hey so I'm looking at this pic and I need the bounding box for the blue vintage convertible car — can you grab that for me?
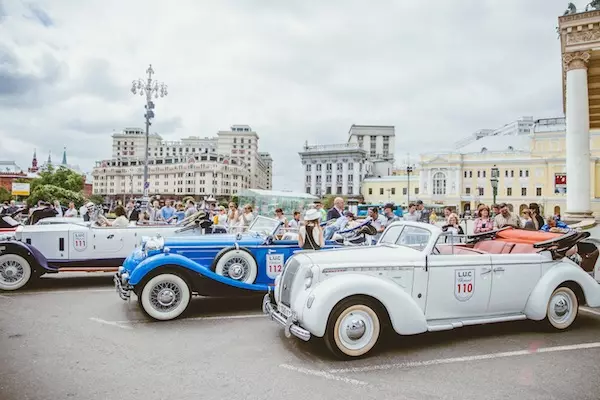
[114,215,376,321]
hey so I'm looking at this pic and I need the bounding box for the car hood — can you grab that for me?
[165,232,264,247]
[300,244,424,268]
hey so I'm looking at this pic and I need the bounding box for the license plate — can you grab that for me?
[278,304,292,318]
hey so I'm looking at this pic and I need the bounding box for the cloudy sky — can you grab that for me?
[0,0,576,190]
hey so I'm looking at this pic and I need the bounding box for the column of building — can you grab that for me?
[310,164,317,195]
[564,51,592,216]
[353,162,360,195]
[320,162,327,195]
[342,162,349,195]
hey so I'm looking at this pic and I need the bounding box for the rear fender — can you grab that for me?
[525,260,600,320]
[0,240,51,275]
[299,273,427,338]
[127,253,269,292]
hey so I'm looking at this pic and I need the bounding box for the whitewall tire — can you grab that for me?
[546,286,579,330]
[325,299,381,359]
[214,249,258,284]
[140,273,191,321]
[0,254,32,291]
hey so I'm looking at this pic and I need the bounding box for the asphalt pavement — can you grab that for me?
[1,273,600,400]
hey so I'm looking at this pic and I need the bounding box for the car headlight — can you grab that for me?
[304,267,314,289]
[145,236,165,252]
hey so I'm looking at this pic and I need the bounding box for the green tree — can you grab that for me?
[0,187,12,203]
[87,194,105,205]
[30,165,84,193]
[27,185,85,208]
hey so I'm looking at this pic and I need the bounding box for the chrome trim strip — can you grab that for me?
[427,314,527,332]
[322,265,414,274]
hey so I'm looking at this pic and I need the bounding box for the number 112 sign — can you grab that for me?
[266,254,284,279]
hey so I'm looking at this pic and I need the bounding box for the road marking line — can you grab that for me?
[328,342,600,374]
[279,364,368,386]
[89,317,133,330]
[3,289,114,296]
[580,306,600,317]
[115,313,265,324]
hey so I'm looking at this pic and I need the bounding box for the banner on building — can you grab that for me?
[554,173,566,194]
[11,182,30,196]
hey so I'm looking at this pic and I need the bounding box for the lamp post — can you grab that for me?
[406,165,414,205]
[490,165,499,206]
[131,64,168,209]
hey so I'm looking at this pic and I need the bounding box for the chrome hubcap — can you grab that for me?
[0,260,24,283]
[150,281,181,312]
[223,257,249,281]
[550,293,572,323]
[345,319,366,341]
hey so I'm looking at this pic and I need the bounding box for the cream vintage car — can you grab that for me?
[263,221,600,359]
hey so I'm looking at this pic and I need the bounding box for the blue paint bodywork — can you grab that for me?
[120,216,342,294]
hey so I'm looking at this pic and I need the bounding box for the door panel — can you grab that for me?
[425,254,493,320]
[487,254,542,315]
[92,228,125,255]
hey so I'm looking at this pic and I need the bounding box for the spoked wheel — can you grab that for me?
[324,297,382,359]
[545,286,579,330]
[0,254,33,291]
[140,273,191,321]
[213,249,258,284]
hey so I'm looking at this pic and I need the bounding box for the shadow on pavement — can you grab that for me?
[14,272,115,293]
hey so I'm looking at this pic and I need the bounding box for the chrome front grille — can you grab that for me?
[280,258,300,306]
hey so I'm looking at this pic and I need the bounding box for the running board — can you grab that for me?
[427,314,527,332]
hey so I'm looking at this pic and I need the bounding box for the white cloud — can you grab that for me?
[0,0,572,190]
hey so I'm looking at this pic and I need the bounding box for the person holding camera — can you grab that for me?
[473,205,494,234]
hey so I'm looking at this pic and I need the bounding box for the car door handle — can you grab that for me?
[493,267,505,272]
[106,234,114,239]
[481,268,492,275]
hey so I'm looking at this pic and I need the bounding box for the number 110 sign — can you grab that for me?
[266,254,284,279]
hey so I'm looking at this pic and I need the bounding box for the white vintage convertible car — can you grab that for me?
[0,211,217,291]
[263,221,600,359]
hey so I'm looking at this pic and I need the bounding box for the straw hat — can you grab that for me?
[304,208,321,221]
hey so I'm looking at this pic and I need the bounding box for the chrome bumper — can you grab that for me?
[113,271,131,301]
[262,292,311,342]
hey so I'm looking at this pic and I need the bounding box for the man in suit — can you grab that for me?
[326,197,344,221]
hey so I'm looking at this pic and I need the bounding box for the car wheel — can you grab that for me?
[140,273,191,321]
[0,254,33,291]
[546,286,579,330]
[324,297,381,359]
[213,249,258,284]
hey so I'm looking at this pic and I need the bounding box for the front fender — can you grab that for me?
[128,253,269,292]
[298,273,427,338]
[0,240,52,273]
[525,260,600,320]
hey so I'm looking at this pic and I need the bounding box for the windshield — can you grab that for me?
[379,224,431,251]
[248,215,281,236]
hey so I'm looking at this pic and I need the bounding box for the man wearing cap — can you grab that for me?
[415,200,431,224]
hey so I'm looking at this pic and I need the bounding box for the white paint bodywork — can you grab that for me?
[276,221,600,339]
[13,222,182,262]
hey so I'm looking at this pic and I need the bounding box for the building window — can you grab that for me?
[464,171,467,178]
[316,164,321,171]
[380,188,384,195]
[525,170,529,177]
[536,187,542,196]
[519,170,523,177]
[507,187,512,196]
[521,187,527,196]
[469,171,472,178]
[415,187,419,195]
[482,170,486,178]
[326,163,332,171]
[337,187,342,194]
[402,188,407,195]
[510,170,514,178]
[368,188,373,195]
[432,172,447,195]
[348,186,353,193]
[505,170,508,177]
[465,187,471,195]
[391,188,396,195]
[348,162,353,169]
[478,187,484,196]
[306,164,311,172]
[477,171,481,178]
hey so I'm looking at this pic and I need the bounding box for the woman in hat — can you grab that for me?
[298,208,325,250]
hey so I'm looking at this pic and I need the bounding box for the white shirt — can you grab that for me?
[54,206,63,217]
[112,215,129,228]
[64,207,78,217]
[288,219,300,229]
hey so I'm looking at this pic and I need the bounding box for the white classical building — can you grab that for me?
[92,125,272,199]
[299,143,372,197]
[299,124,395,197]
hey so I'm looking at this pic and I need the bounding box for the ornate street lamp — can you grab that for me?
[490,165,499,205]
[406,165,414,204]
[131,64,168,209]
